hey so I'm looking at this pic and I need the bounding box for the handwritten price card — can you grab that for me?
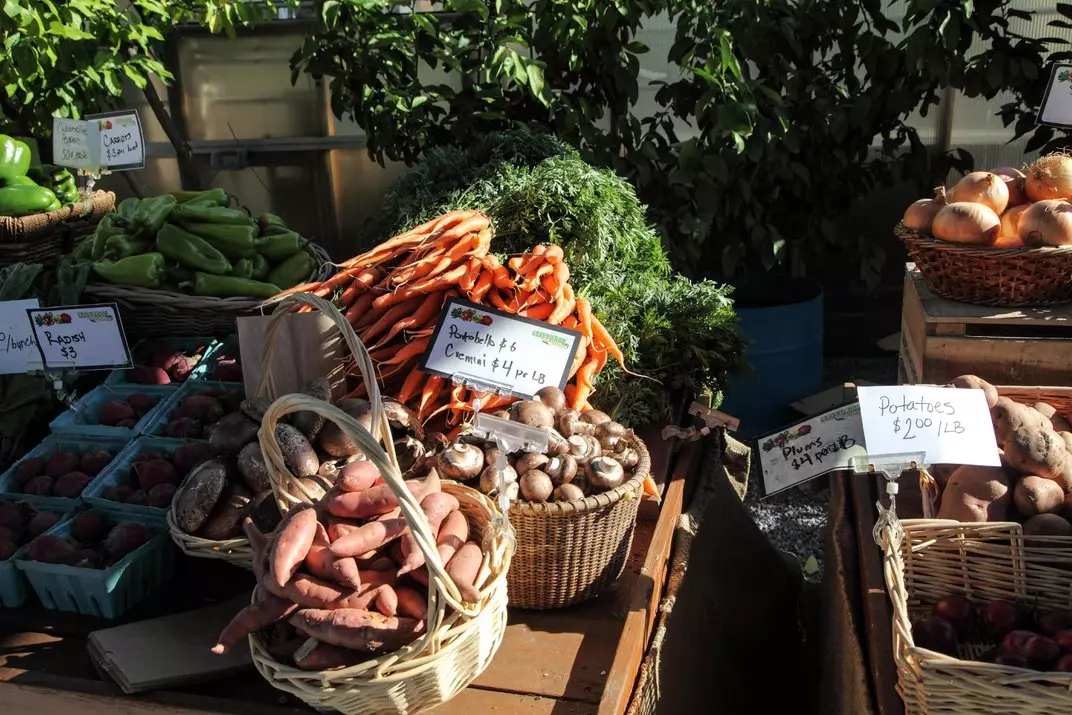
[419,297,582,399]
[0,299,41,374]
[1037,63,1072,128]
[856,385,1000,467]
[756,402,867,497]
[26,303,132,371]
[90,110,145,170]
[52,117,98,170]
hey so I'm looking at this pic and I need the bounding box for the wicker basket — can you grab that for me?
[507,437,650,610]
[883,519,1072,715]
[83,242,334,338]
[0,191,116,266]
[897,224,1072,307]
[249,293,512,715]
[165,507,253,569]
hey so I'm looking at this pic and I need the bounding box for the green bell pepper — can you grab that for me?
[72,238,94,262]
[182,222,258,259]
[129,194,177,240]
[169,188,230,206]
[0,135,31,181]
[259,224,293,238]
[188,272,280,299]
[90,214,128,260]
[257,212,287,231]
[267,250,314,289]
[250,253,269,280]
[3,176,38,188]
[26,164,77,204]
[0,185,60,217]
[117,197,140,222]
[104,234,150,260]
[230,258,254,279]
[92,252,166,288]
[170,203,255,227]
[156,223,232,275]
[256,230,304,262]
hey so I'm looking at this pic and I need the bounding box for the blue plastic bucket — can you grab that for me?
[720,275,823,437]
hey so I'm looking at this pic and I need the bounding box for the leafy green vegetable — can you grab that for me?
[377,131,746,424]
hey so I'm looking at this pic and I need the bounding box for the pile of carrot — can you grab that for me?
[278,210,627,425]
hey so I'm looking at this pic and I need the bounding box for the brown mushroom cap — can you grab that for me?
[510,400,555,429]
[437,442,484,480]
[585,456,625,492]
[515,452,550,475]
[594,421,627,451]
[479,463,519,496]
[567,434,602,462]
[556,408,593,437]
[611,446,640,470]
[580,410,612,426]
[535,386,567,413]
[545,454,579,486]
[520,470,554,502]
[553,483,586,502]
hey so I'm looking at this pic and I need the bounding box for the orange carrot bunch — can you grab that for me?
[277,210,627,425]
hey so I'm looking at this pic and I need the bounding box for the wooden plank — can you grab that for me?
[596,437,698,715]
[907,265,1072,326]
[926,336,1072,385]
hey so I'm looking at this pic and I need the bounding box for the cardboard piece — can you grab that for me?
[87,594,252,694]
[237,312,350,400]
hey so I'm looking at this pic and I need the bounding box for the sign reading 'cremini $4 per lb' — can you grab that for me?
[26,303,132,371]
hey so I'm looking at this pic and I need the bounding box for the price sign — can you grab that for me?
[89,110,145,171]
[26,303,132,371]
[419,297,582,399]
[0,299,42,374]
[856,385,1000,467]
[756,402,867,497]
[52,117,98,170]
[1037,63,1072,128]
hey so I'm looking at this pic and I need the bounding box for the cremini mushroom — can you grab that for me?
[484,445,505,469]
[383,399,422,438]
[534,386,567,413]
[491,409,511,420]
[585,456,625,492]
[611,446,640,470]
[436,442,484,481]
[557,408,594,437]
[515,452,550,476]
[594,421,628,452]
[520,470,554,502]
[394,436,426,474]
[580,409,612,426]
[510,400,555,429]
[479,462,519,497]
[544,455,579,486]
[567,434,602,462]
[553,483,586,502]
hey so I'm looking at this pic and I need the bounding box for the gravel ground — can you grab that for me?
[743,356,899,581]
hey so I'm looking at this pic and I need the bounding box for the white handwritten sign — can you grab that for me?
[1037,63,1072,128]
[52,117,98,170]
[0,299,41,374]
[27,303,132,371]
[856,385,1000,467]
[756,402,867,497]
[419,298,582,399]
[90,110,144,170]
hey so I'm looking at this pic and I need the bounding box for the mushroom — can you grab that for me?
[394,436,426,474]
[383,400,422,439]
[510,400,555,429]
[534,386,567,413]
[611,446,640,470]
[553,483,586,502]
[491,409,511,420]
[479,463,518,497]
[520,470,554,502]
[567,434,602,463]
[594,421,628,452]
[544,455,579,486]
[436,442,484,481]
[515,452,550,476]
[580,409,612,426]
[557,409,594,437]
[585,456,625,492]
[484,445,504,469]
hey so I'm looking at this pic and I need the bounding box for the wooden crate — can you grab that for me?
[898,264,1072,386]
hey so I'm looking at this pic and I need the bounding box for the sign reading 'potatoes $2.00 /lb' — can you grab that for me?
[419,298,582,400]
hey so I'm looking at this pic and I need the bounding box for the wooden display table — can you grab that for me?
[0,424,696,715]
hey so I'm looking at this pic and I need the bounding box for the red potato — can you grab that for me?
[293,639,365,671]
[375,584,399,616]
[212,592,298,654]
[270,507,319,589]
[395,586,428,620]
[324,480,424,520]
[337,461,380,493]
[329,517,409,558]
[398,492,460,576]
[289,608,424,654]
[444,541,483,603]
[173,443,209,476]
[126,393,159,418]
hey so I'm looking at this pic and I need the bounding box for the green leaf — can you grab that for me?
[718,34,741,80]
[47,21,93,40]
[322,0,341,30]
[528,64,546,102]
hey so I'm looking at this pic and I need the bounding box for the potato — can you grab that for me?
[937,466,1011,522]
[1023,514,1072,544]
[1014,476,1065,517]
[952,375,999,408]
[277,423,318,479]
[237,442,271,493]
[1033,403,1072,433]
[292,377,331,440]
[173,459,229,534]
[197,485,253,540]
[991,398,1072,491]
[209,412,260,456]
[318,398,372,458]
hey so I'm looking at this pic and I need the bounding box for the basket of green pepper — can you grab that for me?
[78,189,333,338]
[0,135,116,265]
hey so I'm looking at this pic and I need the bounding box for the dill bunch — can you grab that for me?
[378,131,745,424]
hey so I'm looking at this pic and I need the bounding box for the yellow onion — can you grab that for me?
[1018,199,1072,247]
[994,204,1028,248]
[990,166,1027,207]
[948,171,1010,215]
[903,199,944,233]
[1025,153,1072,202]
[932,202,1001,245]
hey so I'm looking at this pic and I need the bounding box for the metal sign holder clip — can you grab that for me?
[851,450,926,549]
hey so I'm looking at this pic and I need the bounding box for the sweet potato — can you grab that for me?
[398,492,459,575]
[445,541,484,603]
[212,592,298,654]
[992,398,1072,491]
[324,480,424,520]
[289,608,423,654]
[305,522,336,580]
[952,375,999,408]
[1014,476,1065,517]
[293,639,365,670]
[266,571,396,610]
[329,517,409,558]
[1024,514,1072,544]
[244,517,270,581]
[375,585,399,616]
[71,511,110,544]
[271,506,319,589]
[332,557,363,590]
[410,508,470,587]
[937,466,1011,522]
[395,586,428,620]
[106,522,151,559]
[337,461,379,493]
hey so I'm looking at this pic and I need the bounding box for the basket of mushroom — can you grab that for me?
[434,387,651,610]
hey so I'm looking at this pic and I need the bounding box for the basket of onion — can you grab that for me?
[896,153,1072,307]
[433,388,652,610]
